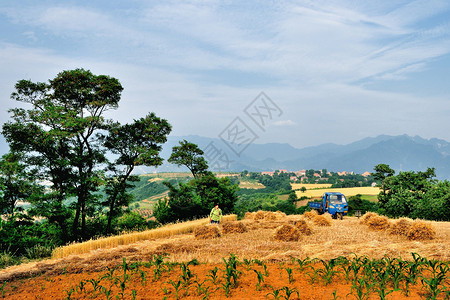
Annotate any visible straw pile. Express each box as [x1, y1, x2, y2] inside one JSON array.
[[254, 210, 267, 220], [293, 219, 313, 235], [303, 210, 318, 220], [360, 212, 379, 225], [313, 214, 332, 226], [274, 224, 300, 242], [407, 220, 436, 241], [222, 222, 247, 234], [388, 218, 412, 236], [194, 225, 221, 239], [265, 211, 278, 220], [244, 212, 255, 220], [367, 215, 390, 231]]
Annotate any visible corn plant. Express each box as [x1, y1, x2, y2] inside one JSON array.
[[284, 267, 294, 284], [253, 269, 266, 291], [180, 263, 195, 286], [316, 259, 341, 285], [75, 279, 86, 294], [0, 281, 6, 298], [243, 258, 253, 270], [206, 266, 219, 284], [222, 253, 241, 288], [280, 286, 299, 299], [349, 277, 375, 300], [266, 286, 282, 300], [420, 271, 447, 300], [65, 288, 74, 300], [167, 279, 183, 299], [87, 278, 102, 297]]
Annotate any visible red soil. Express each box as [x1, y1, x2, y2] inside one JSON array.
[[1, 262, 436, 299]]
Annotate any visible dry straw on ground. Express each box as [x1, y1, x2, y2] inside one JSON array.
[[367, 215, 390, 231], [303, 210, 318, 220], [313, 214, 332, 226], [194, 225, 221, 239], [292, 219, 313, 235], [388, 218, 412, 236], [407, 220, 436, 241], [222, 222, 247, 234], [52, 215, 237, 259], [274, 224, 300, 241]]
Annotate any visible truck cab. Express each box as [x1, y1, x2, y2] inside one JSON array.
[[309, 192, 348, 219], [323, 192, 348, 219]]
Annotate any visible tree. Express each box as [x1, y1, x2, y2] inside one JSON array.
[[168, 140, 208, 178], [373, 164, 395, 204], [102, 113, 171, 234], [0, 152, 38, 214], [2, 69, 171, 242], [154, 143, 239, 224]]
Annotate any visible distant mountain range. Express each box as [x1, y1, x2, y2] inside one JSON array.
[[1, 134, 450, 179]]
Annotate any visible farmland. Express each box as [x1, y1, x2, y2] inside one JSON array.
[[1, 212, 448, 299], [292, 184, 380, 199]]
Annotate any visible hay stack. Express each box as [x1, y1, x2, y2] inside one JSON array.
[[254, 210, 266, 220], [407, 220, 436, 241], [293, 219, 313, 235], [194, 225, 221, 239], [303, 210, 318, 220], [244, 212, 255, 220], [275, 211, 287, 219], [360, 212, 378, 225], [222, 222, 247, 234], [265, 211, 278, 220], [388, 218, 412, 236], [274, 224, 300, 242], [313, 214, 332, 226], [367, 215, 390, 231]]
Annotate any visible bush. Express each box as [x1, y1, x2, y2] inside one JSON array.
[[117, 212, 149, 232]]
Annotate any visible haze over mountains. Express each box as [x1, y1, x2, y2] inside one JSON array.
[[156, 134, 450, 179], [1, 134, 450, 179]]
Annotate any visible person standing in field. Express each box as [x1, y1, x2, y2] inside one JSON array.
[[209, 203, 223, 224]]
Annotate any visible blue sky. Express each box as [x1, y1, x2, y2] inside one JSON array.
[[1, 0, 450, 148]]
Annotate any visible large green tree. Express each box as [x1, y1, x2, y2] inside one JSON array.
[[2, 69, 171, 241], [0, 152, 38, 214], [373, 163, 395, 204], [168, 140, 208, 178], [102, 113, 171, 233]]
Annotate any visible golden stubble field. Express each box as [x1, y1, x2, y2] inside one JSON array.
[[0, 213, 448, 299]]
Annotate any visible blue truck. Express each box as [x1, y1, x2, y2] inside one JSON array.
[[308, 192, 348, 220]]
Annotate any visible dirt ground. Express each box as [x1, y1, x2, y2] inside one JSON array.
[[0, 215, 449, 299]]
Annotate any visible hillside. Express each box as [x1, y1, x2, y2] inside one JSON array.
[[2, 134, 450, 178], [0, 213, 448, 299], [137, 134, 450, 179]]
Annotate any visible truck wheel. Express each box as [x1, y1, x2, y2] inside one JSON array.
[[337, 212, 343, 220]]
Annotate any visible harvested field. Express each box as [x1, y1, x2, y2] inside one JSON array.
[[1, 214, 449, 299]]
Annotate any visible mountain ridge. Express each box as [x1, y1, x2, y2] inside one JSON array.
[[1, 134, 449, 178]]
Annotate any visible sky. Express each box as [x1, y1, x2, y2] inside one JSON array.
[[1, 0, 450, 149]]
